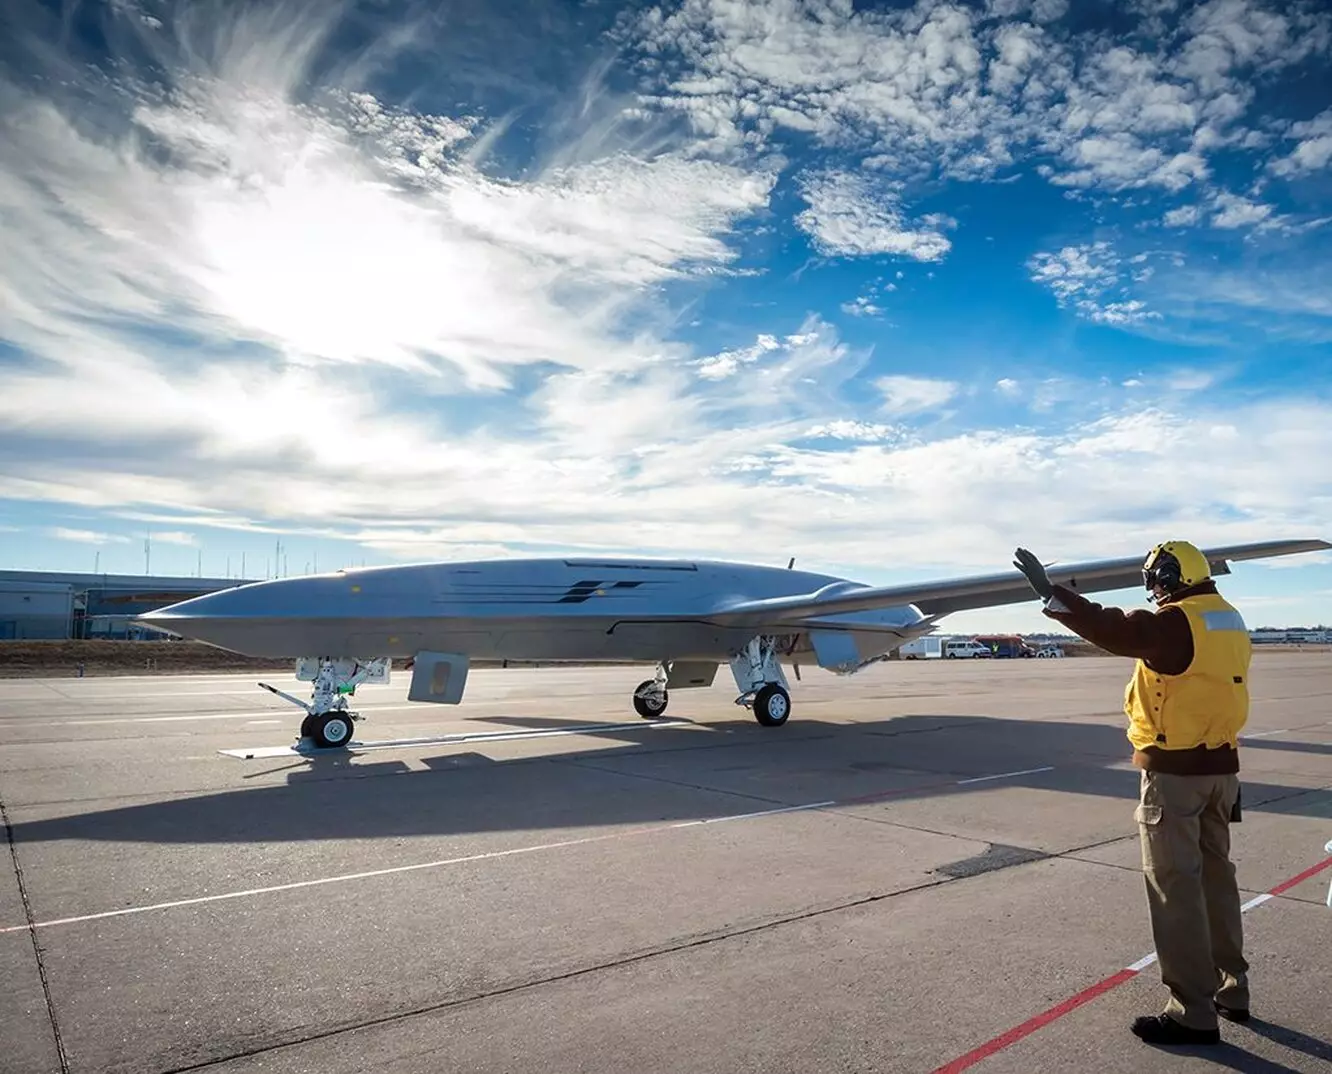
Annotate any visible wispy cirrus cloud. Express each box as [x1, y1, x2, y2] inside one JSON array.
[[876, 376, 958, 417], [48, 528, 130, 545]]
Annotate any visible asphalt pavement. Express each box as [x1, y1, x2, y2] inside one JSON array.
[[1, 653, 1330, 1074]]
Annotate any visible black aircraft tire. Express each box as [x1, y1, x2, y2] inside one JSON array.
[[633, 680, 669, 718], [753, 684, 790, 727], [312, 712, 354, 749]]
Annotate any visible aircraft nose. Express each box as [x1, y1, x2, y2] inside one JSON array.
[[134, 574, 355, 656], [137, 575, 332, 626]]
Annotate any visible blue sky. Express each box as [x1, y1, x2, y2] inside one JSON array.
[[1, 0, 1330, 633]]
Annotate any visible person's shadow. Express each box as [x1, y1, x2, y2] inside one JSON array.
[[1245, 1019, 1332, 1064], [1176, 1020, 1332, 1072]]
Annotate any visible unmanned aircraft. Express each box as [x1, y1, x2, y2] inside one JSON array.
[[136, 538, 1330, 748]]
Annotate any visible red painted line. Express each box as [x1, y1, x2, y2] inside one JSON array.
[[929, 854, 1332, 1072], [1268, 854, 1332, 896], [933, 969, 1138, 1074]]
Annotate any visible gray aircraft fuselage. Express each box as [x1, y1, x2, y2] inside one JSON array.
[[140, 557, 927, 665]]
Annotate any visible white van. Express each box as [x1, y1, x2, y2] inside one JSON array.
[[944, 639, 993, 659]]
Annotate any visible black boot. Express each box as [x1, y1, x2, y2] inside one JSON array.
[[1131, 1013, 1220, 1045]]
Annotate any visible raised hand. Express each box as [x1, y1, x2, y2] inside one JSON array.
[[1013, 547, 1054, 601]]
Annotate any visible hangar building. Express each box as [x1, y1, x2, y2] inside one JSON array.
[[0, 570, 257, 640]]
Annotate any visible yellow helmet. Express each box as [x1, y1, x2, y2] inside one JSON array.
[[1143, 540, 1211, 602]]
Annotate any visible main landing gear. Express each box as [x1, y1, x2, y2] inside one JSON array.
[[633, 665, 670, 719], [731, 635, 792, 726], [632, 636, 793, 728]]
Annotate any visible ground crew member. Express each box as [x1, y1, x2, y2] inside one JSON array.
[[1012, 541, 1251, 1046]]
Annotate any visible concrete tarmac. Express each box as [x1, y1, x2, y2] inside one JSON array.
[[1, 653, 1330, 1074]]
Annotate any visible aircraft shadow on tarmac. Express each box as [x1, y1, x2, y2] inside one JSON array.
[[12, 714, 1332, 846], [1242, 739, 1332, 757]]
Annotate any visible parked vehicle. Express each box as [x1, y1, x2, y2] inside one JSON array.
[[944, 639, 993, 659], [974, 634, 1036, 658], [899, 636, 944, 659]]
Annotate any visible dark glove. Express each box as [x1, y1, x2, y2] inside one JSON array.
[[1013, 547, 1054, 601]]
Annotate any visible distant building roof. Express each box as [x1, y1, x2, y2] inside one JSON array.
[[0, 569, 256, 589]]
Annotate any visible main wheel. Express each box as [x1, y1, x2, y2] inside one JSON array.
[[311, 711, 355, 749], [633, 680, 669, 718], [752, 683, 790, 727]]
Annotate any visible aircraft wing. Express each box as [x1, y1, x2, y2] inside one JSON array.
[[704, 538, 1331, 628]]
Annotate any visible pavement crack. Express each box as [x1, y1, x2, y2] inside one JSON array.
[[1, 788, 70, 1074]]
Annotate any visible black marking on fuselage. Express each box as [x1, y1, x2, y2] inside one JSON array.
[[558, 579, 645, 603]]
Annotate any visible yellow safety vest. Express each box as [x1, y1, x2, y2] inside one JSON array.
[[1124, 592, 1251, 751]]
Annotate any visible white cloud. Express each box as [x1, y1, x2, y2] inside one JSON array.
[[1255, 551, 1332, 569], [628, 0, 1332, 202], [841, 295, 884, 317], [1269, 107, 1332, 176], [995, 378, 1020, 395], [802, 421, 902, 442], [1027, 242, 1118, 302], [151, 531, 200, 547], [1163, 204, 1202, 226], [2, 0, 1332, 590], [795, 172, 952, 262], [1026, 242, 1161, 325], [1209, 191, 1274, 229], [0, 9, 776, 400], [694, 334, 783, 380], [876, 376, 958, 416], [1166, 369, 1215, 391], [49, 528, 130, 545]]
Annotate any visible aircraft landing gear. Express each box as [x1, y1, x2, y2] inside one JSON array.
[[298, 710, 357, 749], [751, 682, 791, 726], [260, 658, 385, 749], [731, 636, 793, 727], [633, 665, 669, 718]]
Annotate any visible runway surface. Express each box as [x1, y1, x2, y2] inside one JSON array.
[[2, 653, 1330, 1074]]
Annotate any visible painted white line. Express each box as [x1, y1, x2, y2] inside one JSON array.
[[62, 712, 295, 725], [218, 720, 694, 759], [1240, 729, 1290, 739], [679, 801, 838, 825], [59, 704, 423, 726], [0, 764, 1047, 935], [956, 765, 1056, 785], [0, 830, 661, 935], [41, 689, 292, 700], [1120, 888, 1297, 980]]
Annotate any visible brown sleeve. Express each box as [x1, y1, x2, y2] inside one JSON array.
[[1041, 584, 1193, 674]]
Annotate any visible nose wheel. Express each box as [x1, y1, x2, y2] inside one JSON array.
[[299, 711, 357, 749]]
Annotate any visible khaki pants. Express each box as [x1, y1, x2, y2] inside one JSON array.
[[1134, 769, 1249, 1029]]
